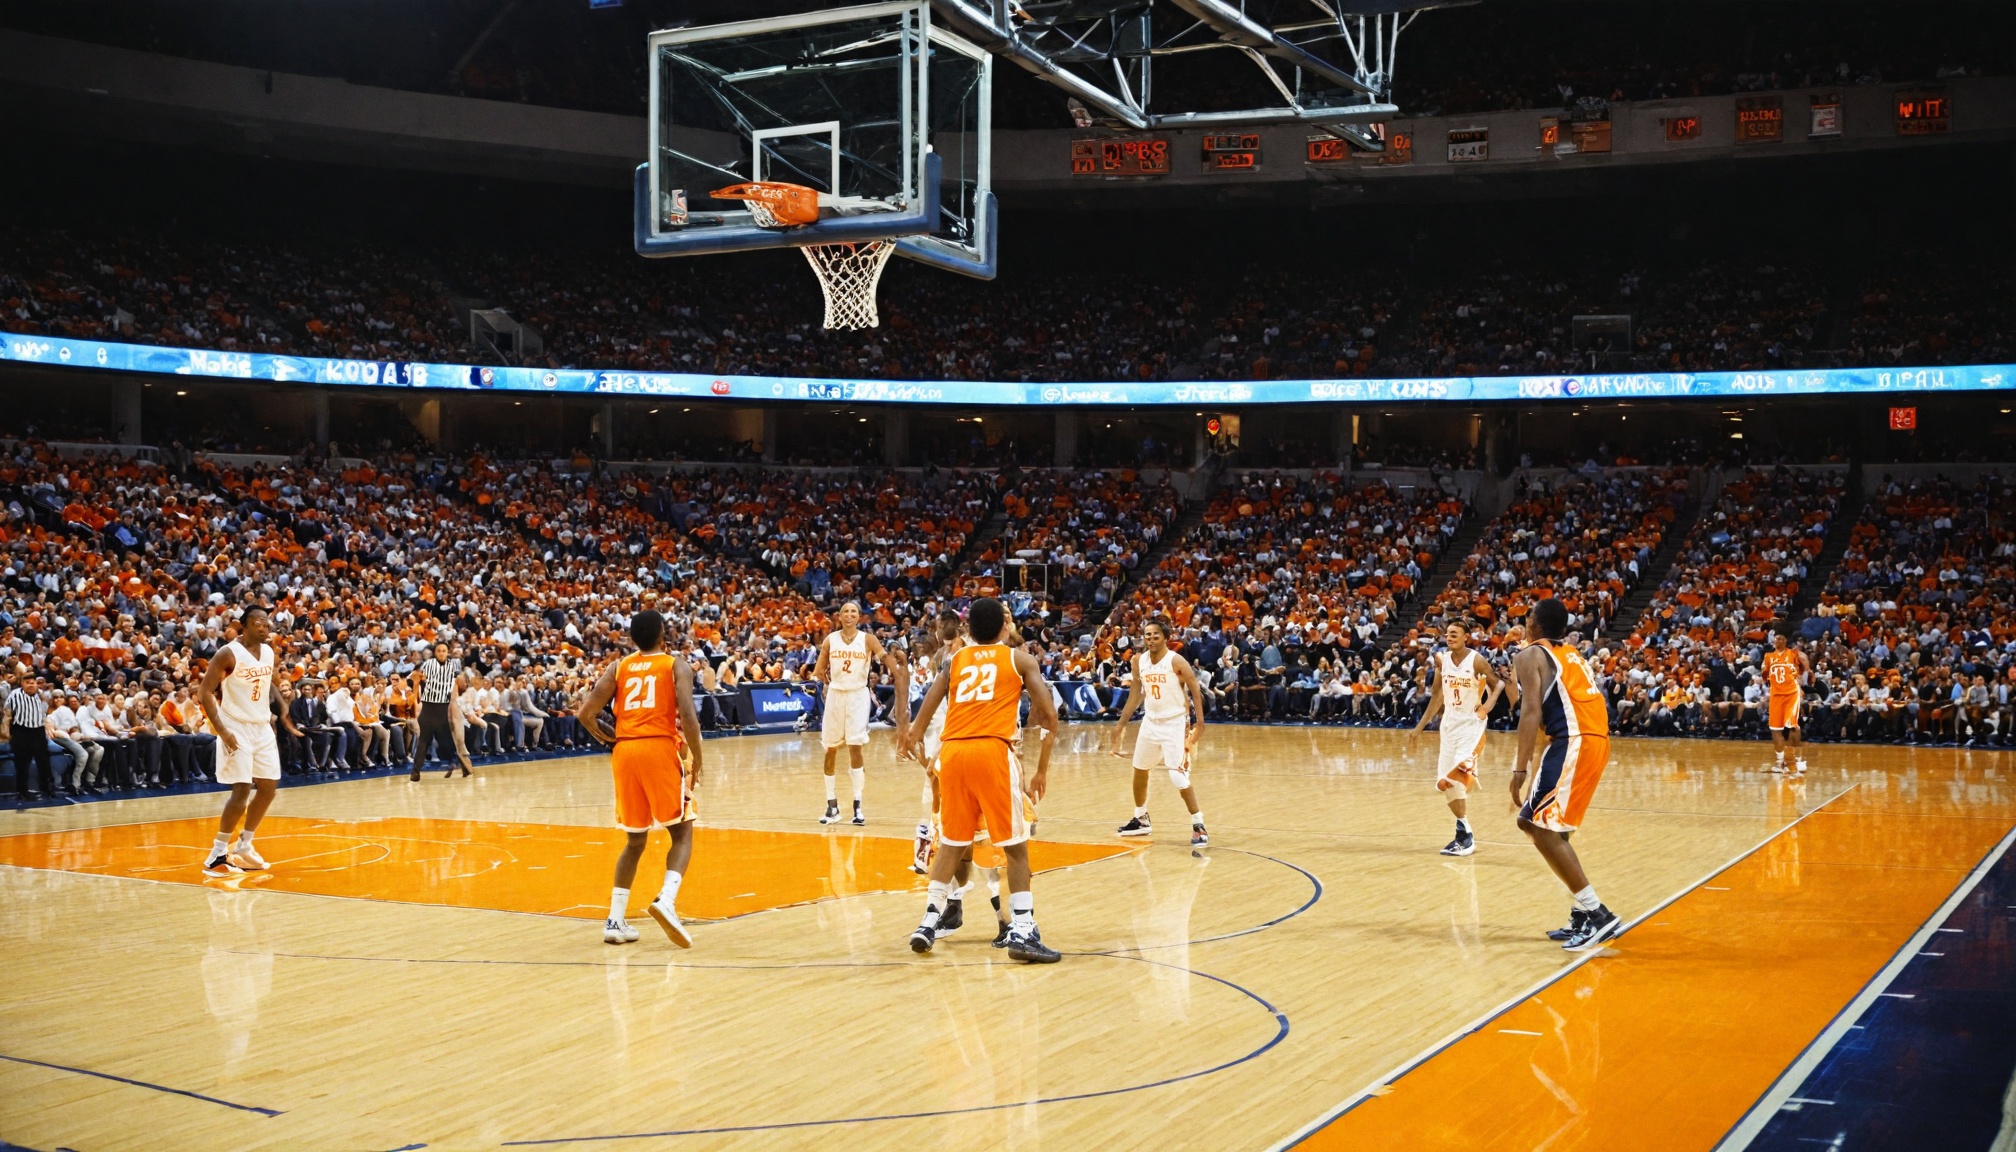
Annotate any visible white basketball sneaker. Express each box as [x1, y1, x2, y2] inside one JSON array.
[[603, 919, 639, 945], [229, 843, 269, 871], [648, 897, 692, 949]]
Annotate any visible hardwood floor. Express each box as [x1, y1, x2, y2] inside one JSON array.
[[1, 725, 2008, 1151]]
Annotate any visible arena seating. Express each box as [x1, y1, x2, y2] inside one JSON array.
[[11, 229, 2015, 384], [995, 469, 1184, 620], [1605, 467, 1844, 737], [1418, 468, 1689, 648], [1084, 471, 1465, 723], [1800, 472, 2016, 745]]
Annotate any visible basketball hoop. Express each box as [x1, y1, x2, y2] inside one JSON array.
[[711, 181, 898, 330]]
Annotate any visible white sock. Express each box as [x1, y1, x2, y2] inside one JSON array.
[[824, 773, 837, 802], [921, 879, 951, 926], [608, 887, 629, 922], [849, 768, 865, 801], [657, 871, 682, 909], [1190, 810, 1205, 826], [1456, 816, 1471, 833], [235, 829, 254, 848], [1009, 889, 1035, 929], [1774, 750, 1784, 761], [1572, 885, 1601, 912], [985, 869, 1001, 899], [1134, 805, 1149, 819], [211, 834, 231, 858], [954, 880, 974, 899]]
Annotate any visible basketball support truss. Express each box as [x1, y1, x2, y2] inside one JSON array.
[[932, 0, 1453, 149]]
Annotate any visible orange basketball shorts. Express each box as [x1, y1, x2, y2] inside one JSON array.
[[1519, 733, 1609, 833], [1767, 690, 1803, 731], [936, 736, 1029, 849], [611, 736, 691, 832]]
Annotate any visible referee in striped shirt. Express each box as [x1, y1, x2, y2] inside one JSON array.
[[5, 675, 53, 802], [409, 643, 473, 780]]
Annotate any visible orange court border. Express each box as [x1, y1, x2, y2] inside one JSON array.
[[0, 815, 1132, 923]]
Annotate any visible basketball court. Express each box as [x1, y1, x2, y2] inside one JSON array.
[[2, 724, 2008, 1150]]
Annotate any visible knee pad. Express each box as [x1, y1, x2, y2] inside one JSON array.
[[1442, 780, 1468, 801], [1167, 767, 1191, 792]]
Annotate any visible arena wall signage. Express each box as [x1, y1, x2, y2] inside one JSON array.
[[1, 332, 2008, 407]]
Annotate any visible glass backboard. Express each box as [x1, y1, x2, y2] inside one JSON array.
[[635, 1, 994, 278]]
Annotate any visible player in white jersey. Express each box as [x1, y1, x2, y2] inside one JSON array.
[[910, 610, 965, 873], [1409, 621, 1513, 857], [196, 607, 282, 877], [811, 600, 906, 825], [1107, 619, 1210, 847]]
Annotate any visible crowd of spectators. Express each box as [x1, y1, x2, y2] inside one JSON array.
[[1794, 472, 2016, 745], [1196, 274, 1402, 382], [1419, 468, 1688, 651], [7, 427, 2015, 806], [1067, 471, 1464, 721], [11, 226, 2016, 385], [1602, 467, 1843, 737]]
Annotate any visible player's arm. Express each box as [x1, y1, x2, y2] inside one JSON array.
[[1410, 665, 1445, 734], [869, 636, 910, 743], [197, 648, 239, 752], [1175, 654, 1206, 751], [1800, 651, 1812, 687], [900, 666, 951, 760], [810, 636, 830, 684], [1107, 656, 1146, 757], [1013, 647, 1059, 799], [1477, 657, 1506, 718], [673, 657, 703, 785], [576, 660, 622, 745], [1510, 645, 1550, 812]]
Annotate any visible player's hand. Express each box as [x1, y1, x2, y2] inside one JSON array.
[[1508, 771, 1525, 814], [220, 730, 239, 753], [1476, 704, 1492, 722], [1184, 728, 1200, 753], [1026, 768, 1048, 802]]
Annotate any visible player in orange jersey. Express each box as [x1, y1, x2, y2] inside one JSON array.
[[1510, 598, 1621, 953], [578, 610, 704, 949], [900, 597, 1061, 963], [1762, 629, 1811, 776]]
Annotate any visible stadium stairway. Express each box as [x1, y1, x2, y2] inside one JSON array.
[[1411, 506, 1490, 617], [1600, 484, 1705, 641], [1786, 465, 1866, 627], [1075, 497, 1209, 635], [936, 504, 1009, 598]]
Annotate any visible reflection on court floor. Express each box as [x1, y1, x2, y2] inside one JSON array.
[[0, 816, 1131, 921]]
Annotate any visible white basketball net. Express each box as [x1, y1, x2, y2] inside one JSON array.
[[802, 241, 896, 331]]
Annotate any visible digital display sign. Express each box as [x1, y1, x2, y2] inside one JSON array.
[[1070, 137, 1170, 176], [1446, 127, 1488, 162], [1306, 135, 1350, 163], [1735, 96, 1784, 143], [1889, 406, 1918, 430], [1664, 115, 1703, 142], [1895, 90, 1950, 135], [1201, 132, 1262, 171], [2, 332, 2009, 408]]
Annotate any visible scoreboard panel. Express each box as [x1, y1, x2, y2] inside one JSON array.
[[1201, 132, 1262, 171], [1070, 137, 1171, 176], [1734, 96, 1784, 143], [1895, 90, 1950, 135]]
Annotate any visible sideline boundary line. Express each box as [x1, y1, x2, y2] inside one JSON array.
[[1267, 783, 1857, 1150]]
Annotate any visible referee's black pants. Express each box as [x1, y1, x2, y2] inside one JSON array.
[[9, 725, 52, 798], [416, 702, 457, 764]]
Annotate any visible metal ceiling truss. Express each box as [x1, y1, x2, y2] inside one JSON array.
[[931, 0, 1452, 143]]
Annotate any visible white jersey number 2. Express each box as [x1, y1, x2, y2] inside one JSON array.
[[954, 664, 998, 703]]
